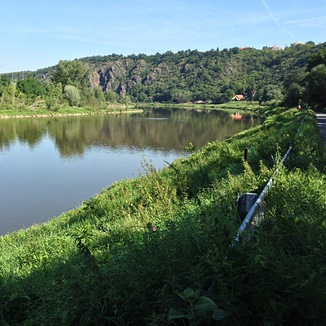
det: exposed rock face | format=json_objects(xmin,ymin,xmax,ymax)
[
  {"xmin": 89, "ymin": 71, "xmax": 100, "ymax": 86},
  {"xmin": 95, "ymin": 61, "xmax": 126, "ymax": 92},
  {"xmin": 89, "ymin": 59, "xmax": 153, "ymax": 94},
  {"xmin": 33, "ymin": 43, "xmax": 323, "ymax": 104}
]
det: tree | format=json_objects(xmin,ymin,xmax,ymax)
[
  {"xmin": 307, "ymin": 49, "xmax": 326, "ymax": 71},
  {"xmin": 133, "ymin": 91, "xmax": 148, "ymax": 102},
  {"xmin": 44, "ymin": 82, "xmax": 63, "ymax": 111},
  {"xmin": 3, "ymin": 41, "xmax": 323, "ymax": 106},
  {"xmin": 172, "ymin": 89, "xmax": 191, "ymax": 103},
  {"xmin": 258, "ymin": 84, "xmax": 284, "ymax": 104},
  {"xmin": 306, "ymin": 64, "xmax": 326, "ymax": 108},
  {"xmin": 0, "ymin": 75, "xmax": 10, "ymax": 95},
  {"xmin": 105, "ymin": 90, "xmax": 118, "ymax": 102},
  {"xmin": 3, "ymin": 82, "xmax": 17, "ymax": 105},
  {"xmin": 17, "ymin": 75, "xmax": 46, "ymax": 99},
  {"xmin": 52, "ymin": 60, "xmax": 89, "ymax": 91},
  {"xmin": 284, "ymin": 82, "xmax": 304, "ymax": 107},
  {"xmin": 64, "ymin": 85, "xmax": 80, "ymax": 106},
  {"xmin": 44, "ymin": 81, "xmax": 63, "ymax": 109},
  {"xmin": 81, "ymin": 86, "xmax": 106, "ymax": 108}
]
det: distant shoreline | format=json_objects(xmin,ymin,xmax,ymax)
[
  {"xmin": 0, "ymin": 109, "xmax": 144, "ymax": 119},
  {"xmin": 0, "ymin": 101, "xmax": 264, "ymax": 119}
]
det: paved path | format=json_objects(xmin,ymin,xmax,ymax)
[{"xmin": 316, "ymin": 113, "xmax": 326, "ymax": 145}]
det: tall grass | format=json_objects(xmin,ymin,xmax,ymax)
[{"xmin": 0, "ymin": 108, "xmax": 325, "ymax": 325}]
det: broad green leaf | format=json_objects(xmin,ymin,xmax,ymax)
[
  {"xmin": 168, "ymin": 308, "xmax": 186, "ymax": 320},
  {"xmin": 175, "ymin": 287, "xmax": 196, "ymax": 300},
  {"xmin": 194, "ymin": 296, "xmax": 217, "ymax": 312}
]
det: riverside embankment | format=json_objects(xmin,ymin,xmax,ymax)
[
  {"xmin": 0, "ymin": 108, "xmax": 144, "ymax": 119},
  {"xmin": 0, "ymin": 107, "xmax": 325, "ymax": 325}
]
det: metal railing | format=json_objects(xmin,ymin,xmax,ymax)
[{"xmin": 234, "ymin": 112, "xmax": 308, "ymax": 243}]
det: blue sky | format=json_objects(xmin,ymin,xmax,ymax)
[{"xmin": 1, "ymin": 0, "xmax": 326, "ymax": 73}]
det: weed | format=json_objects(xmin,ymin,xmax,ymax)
[{"xmin": 0, "ymin": 107, "xmax": 325, "ymax": 324}]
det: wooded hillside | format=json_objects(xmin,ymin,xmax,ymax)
[
  {"xmin": 41, "ymin": 41, "xmax": 326, "ymax": 106},
  {"xmin": 2, "ymin": 41, "xmax": 326, "ymax": 109}
]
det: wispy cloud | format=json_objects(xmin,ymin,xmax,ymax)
[
  {"xmin": 260, "ymin": 0, "xmax": 295, "ymax": 38},
  {"xmin": 285, "ymin": 16, "xmax": 326, "ymax": 29}
]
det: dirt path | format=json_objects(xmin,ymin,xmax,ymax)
[{"xmin": 316, "ymin": 113, "xmax": 326, "ymax": 145}]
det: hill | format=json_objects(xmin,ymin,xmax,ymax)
[
  {"xmin": 51, "ymin": 42, "xmax": 324, "ymax": 104},
  {"xmin": 2, "ymin": 41, "xmax": 326, "ymax": 111}
]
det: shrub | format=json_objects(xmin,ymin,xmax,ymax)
[{"xmin": 63, "ymin": 85, "xmax": 80, "ymax": 106}]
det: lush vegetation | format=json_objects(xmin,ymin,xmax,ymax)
[
  {"xmin": 1, "ymin": 42, "xmax": 326, "ymax": 114},
  {"xmin": 0, "ymin": 42, "xmax": 326, "ymax": 323},
  {"xmin": 0, "ymin": 107, "xmax": 325, "ymax": 324}
]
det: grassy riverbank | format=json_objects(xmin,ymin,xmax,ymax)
[
  {"xmin": 0, "ymin": 102, "xmax": 138, "ymax": 118},
  {"xmin": 0, "ymin": 107, "xmax": 325, "ymax": 325},
  {"xmin": 0, "ymin": 100, "xmax": 263, "ymax": 118},
  {"xmin": 135, "ymin": 100, "xmax": 264, "ymax": 112}
]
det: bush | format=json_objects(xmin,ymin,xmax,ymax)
[{"xmin": 63, "ymin": 85, "xmax": 80, "ymax": 106}]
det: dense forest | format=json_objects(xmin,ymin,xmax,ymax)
[{"xmin": 0, "ymin": 41, "xmax": 326, "ymax": 110}]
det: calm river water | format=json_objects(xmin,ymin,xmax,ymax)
[{"xmin": 0, "ymin": 108, "xmax": 258, "ymax": 234}]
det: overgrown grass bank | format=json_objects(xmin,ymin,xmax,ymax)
[
  {"xmin": 0, "ymin": 102, "xmax": 137, "ymax": 118},
  {"xmin": 0, "ymin": 100, "xmax": 262, "ymax": 118},
  {"xmin": 135, "ymin": 100, "xmax": 264, "ymax": 112},
  {"xmin": 0, "ymin": 108, "xmax": 325, "ymax": 325}
]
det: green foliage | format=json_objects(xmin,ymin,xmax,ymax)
[
  {"xmin": 3, "ymin": 42, "xmax": 326, "ymax": 110},
  {"xmin": 0, "ymin": 75, "xmax": 10, "ymax": 96},
  {"xmin": 12, "ymin": 41, "xmax": 319, "ymax": 106},
  {"xmin": 306, "ymin": 64, "xmax": 326, "ymax": 108},
  {"xmin": 63, "ymin": 85, "xmax": 80, "ymax": 106},
  {"xmin": 81, "ymin": 86, "xmax": 106, "ymax": 108},
  {"xmin": 168, "ymin": 288, "xmax": 225, "ymax": 324},
  {"xmin": 16, "ymin": 75, "xmax": 46, "ymax": 99},
  {"xmin": 3, "ymin": 82, "xmax": 17, "ymax": 105},
  {"xmin": 307, "ymin": 48, "xmax": 326, "ymax": 70},
  {"xmin": 105, "ymin": 90, "xmax": 118, "ymax": 102},
  {"xmin": 0, "ymin": 108, "xmax": 325, "ymax": 324},
  {"xmin": 44, "ymin": 81, "xmax": 63, "ymax": 111},
  {"xmin": 254, "ymin": 84, "xmax": 283, "ymax": 107},
  {"xmin": 284, "ymin": 82, "xmax": 305, "ymax": 107},
  {"xmin": 225, "ymin": 167, "xmax": 326, "ymax": 324},
  {"xmin": 52, "ymin": 60, "xmax": 89, "ymax": 91}
]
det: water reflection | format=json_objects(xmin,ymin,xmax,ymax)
[
  {"xmin": 0, "ymin": 108, "xmax": 260, "ymax": 234},
  {"xmin": 0, "ymin": 108, "xmax": 256, "ymax": 156}
]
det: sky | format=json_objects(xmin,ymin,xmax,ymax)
[{"xmin": 1, "ymin": 0, "xmax": 326, "ymax": 73}]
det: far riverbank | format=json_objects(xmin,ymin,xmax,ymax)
[
  {"xmin": 0, "ymin": 105, "xmax": 143, "ymax": 119},
  {"xmin": 0, "ymin": 100, "xmax": 264, "ymax": 119}
]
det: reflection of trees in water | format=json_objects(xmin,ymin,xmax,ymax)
[
  {"xmin": 0, "ymin": 110, "xmax": 259, "ymax": 157},
  {"xmin": 0, "ymin": 118, "xmax": 46, "ymax": 150}
]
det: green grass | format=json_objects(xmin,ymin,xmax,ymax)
[
  {"xmin": 0, "ymin": 107, "xmax": 325, "ymax": 325},
  {"xmin": 0, "ymin": 102, "xmax": 138, "ymax": 118},
  {"xmin": 0, "ymin": 100, "xmax": 263, "ymax": 118},
  {"xmin": 135, "ymin": 100, "xmax": 264, "ymax": 112}
]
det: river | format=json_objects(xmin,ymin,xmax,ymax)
[{"xmin": 0, "ymin": 108, "xmax": 258, "ymax": 234}]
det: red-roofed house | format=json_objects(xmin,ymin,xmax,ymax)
[{"xmin": 232, "ymin": 94, "xmax": 245, "ymax": 101}]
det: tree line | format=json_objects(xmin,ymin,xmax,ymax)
[{"xmin": 0, "ymin": 41, "xmax": 326, "ymax": 110}]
